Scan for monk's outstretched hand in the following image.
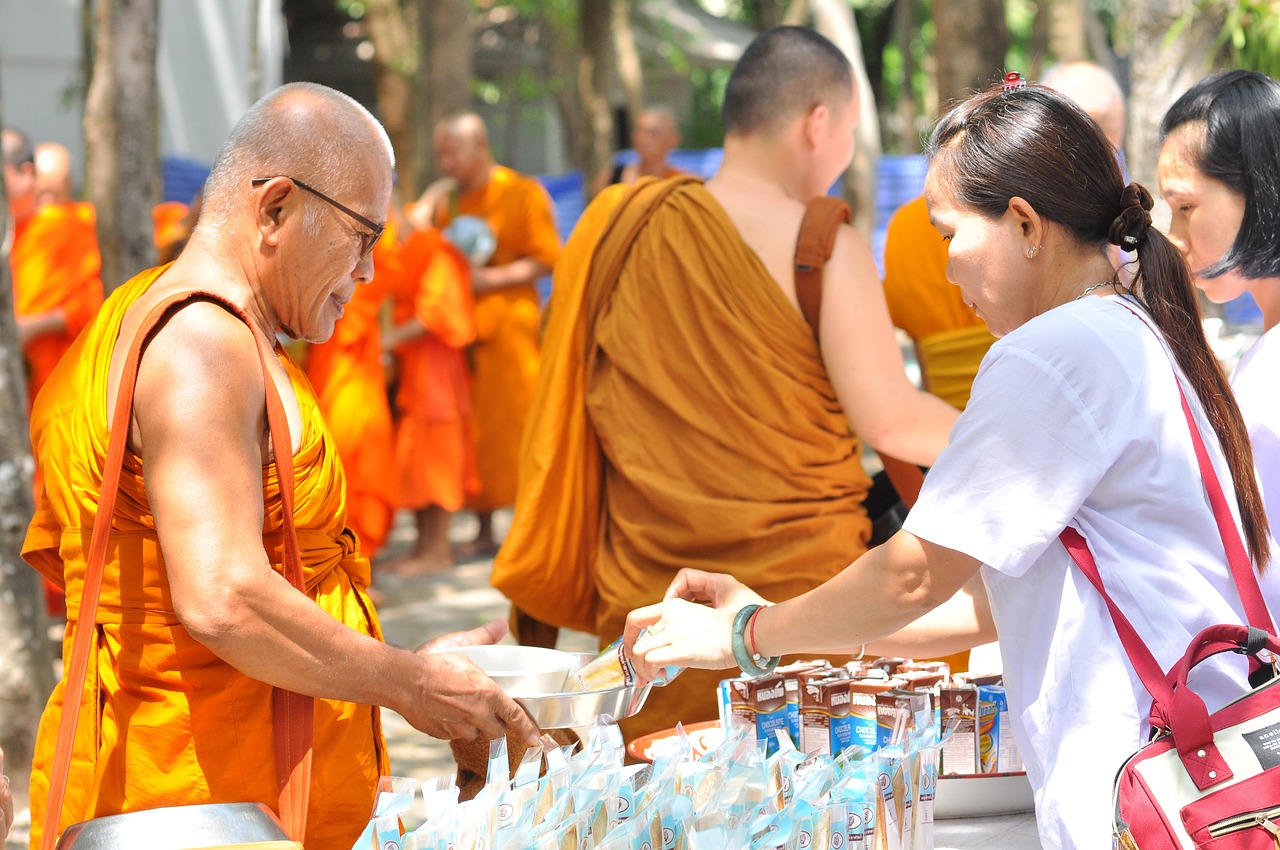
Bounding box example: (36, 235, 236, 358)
(407, 621, 540, 747)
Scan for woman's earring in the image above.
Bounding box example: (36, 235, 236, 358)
(1026, 245, 1039, 259)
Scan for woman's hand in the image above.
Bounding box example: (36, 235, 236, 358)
(624, 570, 768, 680)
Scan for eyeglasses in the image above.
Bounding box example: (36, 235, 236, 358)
(250, 176, 385, 258)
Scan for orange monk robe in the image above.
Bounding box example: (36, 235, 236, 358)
(11, 202, 105, 408)
(434, 165, 561, 511)
(23, 267, 388, 850)
(303, 224, 401, 560)
(152, 200, 191, 263)
(497, 179, 873, 740)
(882, 195, 996, 409)
(392, 228, 479, 511)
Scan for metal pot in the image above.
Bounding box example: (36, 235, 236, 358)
(55, 802, 292, 850)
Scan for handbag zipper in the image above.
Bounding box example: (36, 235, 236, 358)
(1207, 806, 1280, 841)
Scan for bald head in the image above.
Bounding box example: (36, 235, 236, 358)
(722, 26, 853, 138)
(3, 128, 36, 219)
(35, 142, 75, 206)
(633, 107, 680, 162)
(1041, 61, 1127, 150)
(2, 128, 32, 170)
(433, 112, 494, 190)
(202, 81, 394, 227)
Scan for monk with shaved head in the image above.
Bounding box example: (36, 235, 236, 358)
(23, 83, 537, 850)
(406, 111, 560, 562)
(591, 106, 685, 196)
(496, 27, 958, 739)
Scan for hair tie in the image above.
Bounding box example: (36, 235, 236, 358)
(1109, 182, 1154, 250)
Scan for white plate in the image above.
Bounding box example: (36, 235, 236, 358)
(935, 772, 1035, 819)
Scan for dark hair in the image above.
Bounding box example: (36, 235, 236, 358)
(1161, 70, 1280, 280)
(722, 26, 852, 137)
(928, 82, 1271, 570)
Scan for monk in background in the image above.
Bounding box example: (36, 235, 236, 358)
(412, 113, 561, 558)
(495, 26, 959, 740)
(5, 129, 104, 410)
(303, 218, 402, 564)
(590, 106, 685, 196)
(382, 226, 478, 574)
(22, 83, 537, 850)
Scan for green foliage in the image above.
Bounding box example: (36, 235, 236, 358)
(686, 66, 732, 147)
(1213, 0, 1280, 78)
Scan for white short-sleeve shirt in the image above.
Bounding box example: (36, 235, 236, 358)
(1231, 327, 1280, 610)
(905, 295, 1263, 850)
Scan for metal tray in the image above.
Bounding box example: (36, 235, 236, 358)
(55, 802, 290, 849)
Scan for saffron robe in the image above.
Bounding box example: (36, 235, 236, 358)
(304, 225, 400, 559)
(12, 203, 104, 408)
(23, 266, 388, 850)
(499, 179, 874, 739)
(882, 195, 996, 409)
(392, 228, 479, 511)
(433, 165, 561, 512)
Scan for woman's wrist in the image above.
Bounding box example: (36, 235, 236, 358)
(731, 603, 779, 677)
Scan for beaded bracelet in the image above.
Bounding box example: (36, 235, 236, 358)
(731, 604, 780, 677)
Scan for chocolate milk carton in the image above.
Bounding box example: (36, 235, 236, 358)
(937, 685, 979, 775)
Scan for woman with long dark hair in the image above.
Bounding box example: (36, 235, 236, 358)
(625, 79, 1272, 850)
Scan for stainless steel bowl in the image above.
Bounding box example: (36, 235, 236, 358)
(55, 802, 290, 850)
(516, 682, 654, 729)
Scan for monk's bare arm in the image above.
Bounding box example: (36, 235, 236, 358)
(16, 310, 68, 347)
(471, 257, 552, 294)
(382, 317, 428, 350)
(134, 304, 536, 743)
(820, 227, 959, 466)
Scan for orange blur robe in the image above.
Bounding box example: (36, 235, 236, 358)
(433, 165, 562, 511)
(152, 201, 191, 263)
(881, 195, 996, 410)
(392, 228, 479, 511)
(497, 180, 873, 740)
(303, 225, 401, 560)
(23, 267, 388, 850)
(11, 203, 105, 408)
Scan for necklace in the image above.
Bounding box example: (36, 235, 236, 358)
(1075, 280, 1120, 301)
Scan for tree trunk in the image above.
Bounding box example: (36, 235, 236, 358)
(1124, 0, 1222, 191)
(364, 0, 420, 199)
(84, 0, 159, 293)
(933, 0, 1010, 110)
(419, 0, 471, 187)
(1048, 0, 1088, 63)
(544, 14, 586, 180)
(0, 71, 58, 811)
(612, 0, 643, 125)
(811, 0, 880, 240)
(577, 0, 615, 195)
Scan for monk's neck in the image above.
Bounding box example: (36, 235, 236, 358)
(171, 241, 279, 342)
(458, 164, 495, 197)
(714, 140, 810, 203)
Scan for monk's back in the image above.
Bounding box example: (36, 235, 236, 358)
(705, 176, 808, 314)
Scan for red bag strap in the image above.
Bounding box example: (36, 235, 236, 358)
(41, 291, 312, 850)
(1060, 300, 1275, 792)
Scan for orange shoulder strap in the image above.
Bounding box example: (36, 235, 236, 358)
(793, 196, 852, 343)
(42, 291, 312, 849)
(791, 198, 926, 508)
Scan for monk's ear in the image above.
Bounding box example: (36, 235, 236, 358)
(251, 177, 295, 249)
(802, 103, 831, 150)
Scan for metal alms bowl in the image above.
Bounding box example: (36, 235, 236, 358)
(55, 802, 291, 850)
(516, 682, 654, 729)
(438, 644, 578, 697)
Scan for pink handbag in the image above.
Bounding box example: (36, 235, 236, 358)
(1061, 309, 1280, 848)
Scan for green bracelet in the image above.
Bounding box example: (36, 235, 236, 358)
(731, 604, 780, 677)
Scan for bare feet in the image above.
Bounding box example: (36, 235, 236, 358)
(453, 537, 500, 563)
(382, 550, 455, 577)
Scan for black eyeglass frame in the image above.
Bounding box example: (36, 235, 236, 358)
(250, 176, 385, 257)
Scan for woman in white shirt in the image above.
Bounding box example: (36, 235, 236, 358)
(1159, 71, 1280, 558)
(625, 80, 1272, 850)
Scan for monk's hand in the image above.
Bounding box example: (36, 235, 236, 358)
(625, 597, 738, 680)
(0, 747, 12, 842)
(663, 568, 765, 610)
(407, 649, 540, 747)
(413, 618, 509, 654)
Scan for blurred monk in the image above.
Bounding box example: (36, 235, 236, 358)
(6, 129, 104, 410)
(494, 27, 959, 739)
(303, 219, 401, 562)
(590, 106, 685, 197)
(22, 83, 537, 850)
(382, 227, 478, 574)
(414, 113, 561, 558)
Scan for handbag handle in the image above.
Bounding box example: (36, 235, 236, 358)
(41, 292, 312, 850)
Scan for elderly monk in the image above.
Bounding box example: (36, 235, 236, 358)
(416, 113, 561, 558)
(22, 82, 538, 850)
(590, 106, 685, 197)
(495, 27, 959, 740)
(302, 218, 402, 563)
(382, 227, 479, 574)
(6, 130, 104, 410)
